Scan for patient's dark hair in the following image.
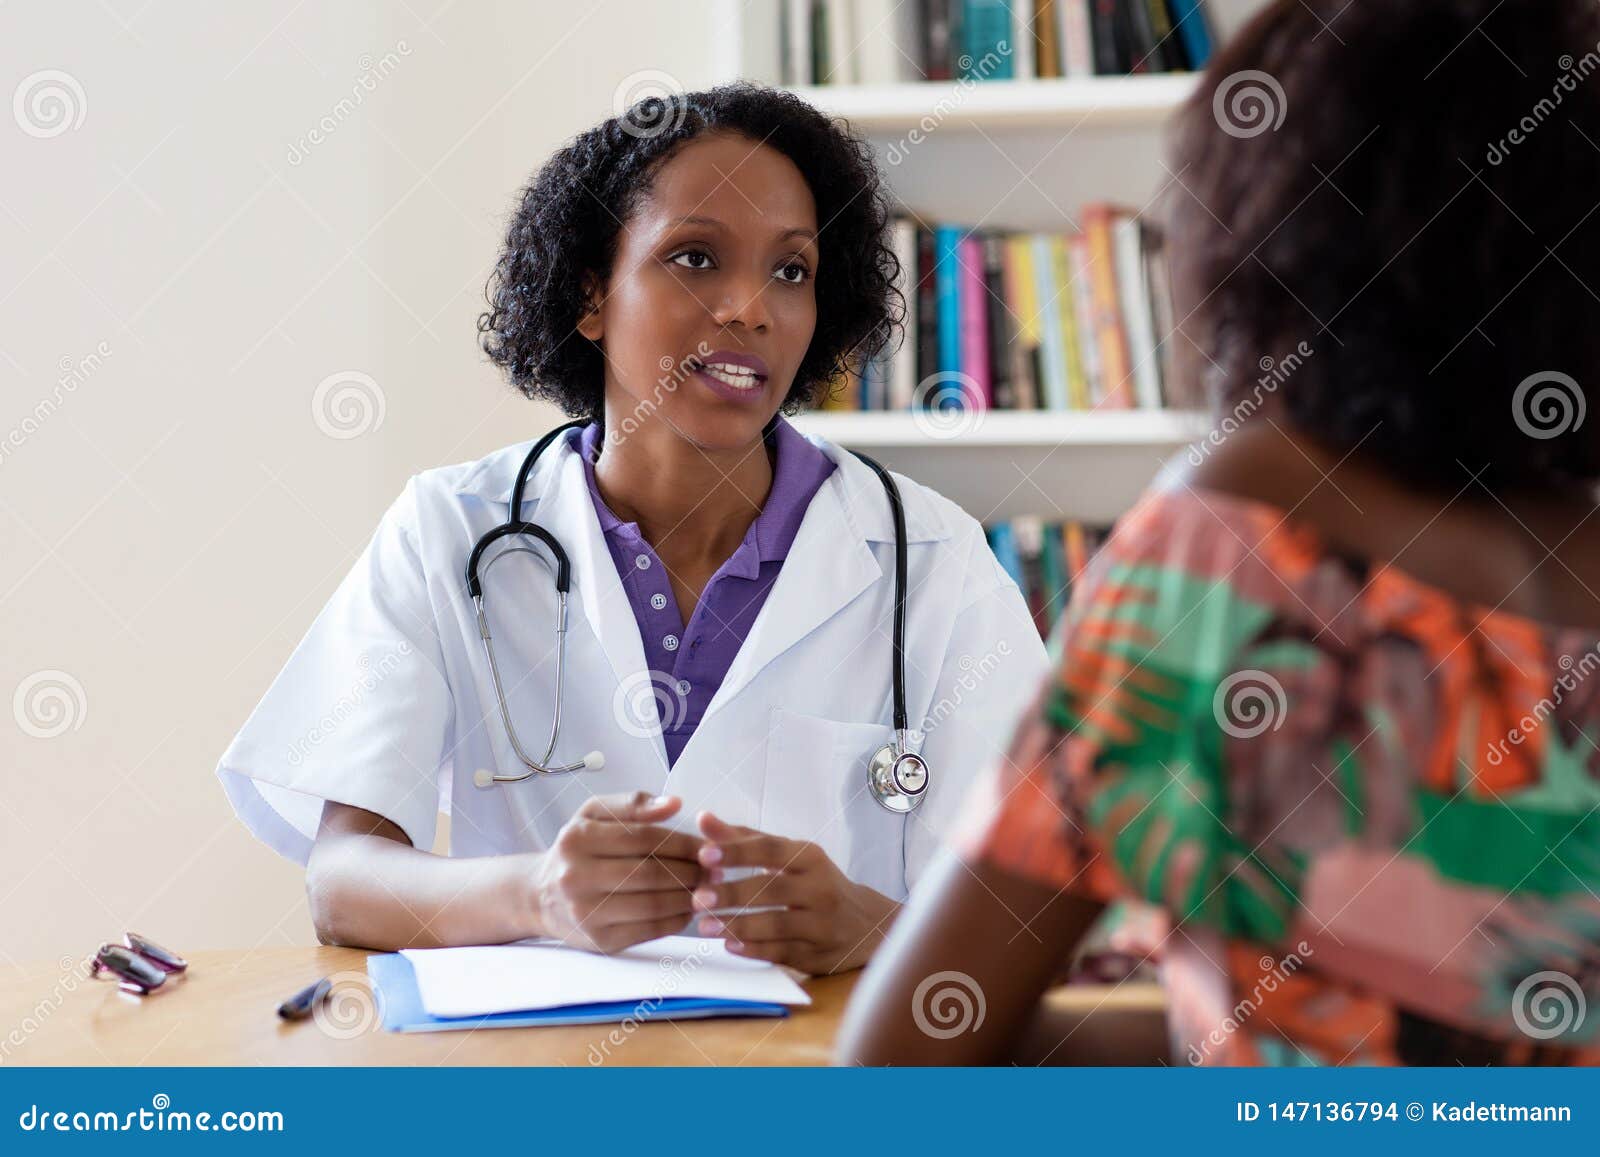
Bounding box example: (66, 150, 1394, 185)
(477, 82, 901, 421)
(1167, 0, 1600, 490)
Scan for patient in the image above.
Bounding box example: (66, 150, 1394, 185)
(837, 0, 1600, 1066)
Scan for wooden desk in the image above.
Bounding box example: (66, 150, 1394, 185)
(1, 948, 1165, 1066)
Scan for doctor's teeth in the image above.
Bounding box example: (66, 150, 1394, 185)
(701, 365, 761, 388)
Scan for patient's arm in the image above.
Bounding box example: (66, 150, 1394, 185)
(834, 846, 1165, 1065)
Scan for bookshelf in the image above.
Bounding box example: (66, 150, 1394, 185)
(714, 1, 1267, 526)
(791, 409, 1207, 522)
(789, 73, 1197, 131)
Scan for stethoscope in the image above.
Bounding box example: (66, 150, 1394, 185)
(465, 418, 930, 813)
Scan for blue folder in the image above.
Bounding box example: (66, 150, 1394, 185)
(366, 951, 790, 1033)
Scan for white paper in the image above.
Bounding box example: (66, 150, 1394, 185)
(399, 935, 812, 1019)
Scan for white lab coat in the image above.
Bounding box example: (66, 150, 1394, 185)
(215, 424, 1050, 901)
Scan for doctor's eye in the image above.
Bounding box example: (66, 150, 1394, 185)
(669, 249, 713, 271)
(775, 259, 812, 286)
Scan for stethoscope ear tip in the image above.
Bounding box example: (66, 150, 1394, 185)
(582, 750, 606, 771)
(472, 768, 495, 789)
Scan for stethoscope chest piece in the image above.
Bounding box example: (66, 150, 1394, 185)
(868, 740, 929, 813)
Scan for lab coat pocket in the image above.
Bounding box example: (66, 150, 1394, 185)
(761, 705, 905, 900)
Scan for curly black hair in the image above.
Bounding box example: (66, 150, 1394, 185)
(477, 82, 903, 420)
(1167, 0, 1600, 491)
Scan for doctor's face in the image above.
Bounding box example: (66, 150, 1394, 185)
(576, 131, 820, 453)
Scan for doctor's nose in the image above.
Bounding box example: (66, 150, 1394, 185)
(710, 276, 773, 333)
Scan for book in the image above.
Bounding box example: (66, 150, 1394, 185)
(1034, 0, 1061, 78)
(1144, 227, 1178, 407)
(1067, 232, 1104, 405)
(811, 0, 829, 83)
(934, 225, 965, 394)
(1050, 234, 1090, 409)
(823, 0, 858, 83)
(782, 0, 813, 85)
(855, 0, 910, 83)
(1057, 0, 1094, 77)
(1113, 214, 1163, 410)
(1082, 204, 1135, 407)
(916, 225, 940, 392)
(1144, 0, 1186, 72)
(889, 217, 920, 410)
(773, 0, 1200, 81)
(1167, 0, 1214, 70)
(1011, 0, 1036, 80)
(963, 0, 1015, 79)
(823, 213, 1177, 416)
(1124, 0, 1159, 73)
(984, 236, 1017, 410)
(921, 0, 956, 79)
(958, 234, 994, 407)
(1004, 234, 1045, 409)
(1030, 233, 1070, 410)
(982, 517, 1109, 639)
(1090, 0, 1126, 74)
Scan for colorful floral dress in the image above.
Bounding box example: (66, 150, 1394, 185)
(958, 485, 1600, 1065)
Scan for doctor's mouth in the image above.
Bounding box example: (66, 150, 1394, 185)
(687, 350, 772, 405)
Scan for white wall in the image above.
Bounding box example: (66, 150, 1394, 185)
(1, 0, 724, 965)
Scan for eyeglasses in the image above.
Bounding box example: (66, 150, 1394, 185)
(89, 933, 188, 995)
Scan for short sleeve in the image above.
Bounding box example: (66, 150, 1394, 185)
(952, 491, 1300, 942)
(950, 672, 1129, 903)
(215, 477, 455, 866)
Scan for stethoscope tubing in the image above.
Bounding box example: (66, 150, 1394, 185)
(464, 417, 916, 798)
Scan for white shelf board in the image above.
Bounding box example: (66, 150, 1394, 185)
(789, 75, 1199, 133)
(793, 410, 1210, 523)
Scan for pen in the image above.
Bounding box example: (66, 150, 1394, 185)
(277, 976, 332, 1021)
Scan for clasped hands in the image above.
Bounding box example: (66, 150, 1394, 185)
(529, 791, 897, 974)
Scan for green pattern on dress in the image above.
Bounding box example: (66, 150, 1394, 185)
(1047, 560, 1307, 942)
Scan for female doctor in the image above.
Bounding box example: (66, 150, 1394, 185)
(216, 83, 1048, 975)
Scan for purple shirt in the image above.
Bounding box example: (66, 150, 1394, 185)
(571, 418, 837, 766)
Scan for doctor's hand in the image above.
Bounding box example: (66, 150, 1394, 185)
(530, 792, 705, 954)
(690, 812, 900, 975)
